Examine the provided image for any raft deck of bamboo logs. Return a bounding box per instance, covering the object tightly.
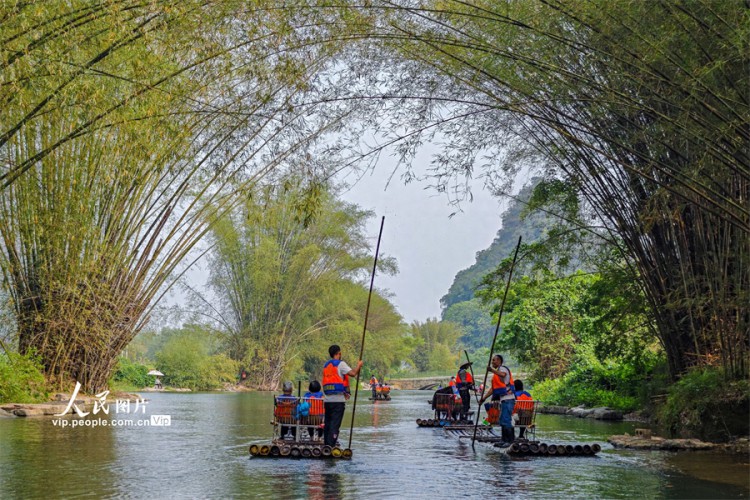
[500,441,602,456]
[249,442,353,459]
[416,418,477,428]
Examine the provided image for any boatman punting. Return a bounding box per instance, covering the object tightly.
[455,363,475,420]
[322,344,363,447]
[479,354,516,445]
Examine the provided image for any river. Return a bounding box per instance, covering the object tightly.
[0,391,747,498]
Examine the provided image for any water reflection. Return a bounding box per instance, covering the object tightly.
[0,415,116,497]
[0,391,747,499]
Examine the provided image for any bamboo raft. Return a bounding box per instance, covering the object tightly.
[444,422,602,457]
[368,385,391,401]
[248,395,352,460]
[446,425,501,441]
[249,443,352,459]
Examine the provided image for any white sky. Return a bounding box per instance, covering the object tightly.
[338,163,506,323]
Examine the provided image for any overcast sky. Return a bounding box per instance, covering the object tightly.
[338,163,507,323]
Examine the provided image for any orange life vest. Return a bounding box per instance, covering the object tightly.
[305,392,325,416]
[491,366,515,398]
[322,359,350,395]
[513,391,533,413]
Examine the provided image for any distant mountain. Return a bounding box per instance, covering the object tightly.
[440,182,546,311]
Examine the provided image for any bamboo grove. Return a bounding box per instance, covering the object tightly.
[328,0,749,380]
[0,1,747,391]
[0,1,359,392]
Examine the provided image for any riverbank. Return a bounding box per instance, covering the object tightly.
[609,434,750,455]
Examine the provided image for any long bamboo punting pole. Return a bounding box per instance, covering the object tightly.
[463,350,480,404]
[472,235,522,451]
[347,216,385,450]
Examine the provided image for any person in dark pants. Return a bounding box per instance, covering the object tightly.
[456,364,475,421]
[479,354,516,445]
[322,344,362,447]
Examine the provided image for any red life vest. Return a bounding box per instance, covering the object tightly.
[448,379,456,387]
[322,359,350,395]
[491,366,515,398]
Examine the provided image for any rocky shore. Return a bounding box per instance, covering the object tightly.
[538,404,624,420]
[609,433,750,454]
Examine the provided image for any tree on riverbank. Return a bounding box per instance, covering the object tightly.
[407,319,463,373]
[0,2,355,392]
[204,180,402,390]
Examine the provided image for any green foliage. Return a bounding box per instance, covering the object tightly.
[207,180,403,389]
[442,299,495,350]
[656,367,750,442]
[0,0,361,394]
[407,319,463,373]
[155,325,238,391]
[478,267,658,381]
[0,351,48,403]
[359,0,749,379]
[532,356,664,412]
[298,282,410,383]
[112,358,151,389]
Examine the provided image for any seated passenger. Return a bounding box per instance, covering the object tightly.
[303,380,325,440]
[513,379,533,438]
[276,381,298,440]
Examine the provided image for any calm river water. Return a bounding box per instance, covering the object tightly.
[0,390,748,499]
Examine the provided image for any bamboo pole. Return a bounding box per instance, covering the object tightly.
[463,350,480,404]
[347,216,385,451]
[472,236,522,451]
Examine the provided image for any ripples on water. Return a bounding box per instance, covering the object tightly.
[0,391,747,499]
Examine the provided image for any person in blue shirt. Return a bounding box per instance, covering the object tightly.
[303,380,325,440]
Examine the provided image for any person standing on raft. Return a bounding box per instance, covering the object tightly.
[322,344,363,446]
[479,354,516,445]
[456,364,474,420]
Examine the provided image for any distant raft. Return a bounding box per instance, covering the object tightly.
[249,443,352,460]
[368,384,392,401]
